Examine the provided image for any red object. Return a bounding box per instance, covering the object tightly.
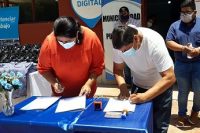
[94,101,102,111]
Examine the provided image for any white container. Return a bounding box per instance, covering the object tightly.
[187,43,193,59]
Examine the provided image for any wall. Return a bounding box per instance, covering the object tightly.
[19,22,53,45]
[19,0,103,45]
[19,0,145,45]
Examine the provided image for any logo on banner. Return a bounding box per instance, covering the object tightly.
[71,0,102,28]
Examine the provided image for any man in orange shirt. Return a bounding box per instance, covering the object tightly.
[37,16,104,98]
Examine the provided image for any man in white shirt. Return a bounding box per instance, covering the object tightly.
[114,6,140,89]
[112,25,176,133]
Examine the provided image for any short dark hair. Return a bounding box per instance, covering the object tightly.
[53,16,83,44]
[181,0,196,10]
[119,6,129,14]
[112,26,138,49]
[112,27,125,49]
[123,27,138,45]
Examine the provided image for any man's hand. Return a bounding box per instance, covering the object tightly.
[118,84,130,100]
[79,84,91,96]
[187,47,200,58]
[182,45,193,54]
[129,93,147,103]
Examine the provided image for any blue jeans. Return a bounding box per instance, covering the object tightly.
[124,64,132,85]
[175,61,200,116]
[132,85,172,133]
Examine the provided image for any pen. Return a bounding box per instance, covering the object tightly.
[129,87,138,104]
[133,87,138,94]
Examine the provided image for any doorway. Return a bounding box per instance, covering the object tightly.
[146,0,181,60]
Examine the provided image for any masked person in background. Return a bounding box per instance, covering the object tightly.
[146,15,159,33]
[166,0,200,127]
[37,16,104,98]
[114,6,140,89]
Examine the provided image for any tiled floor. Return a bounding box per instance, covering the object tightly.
[1,85,200,133]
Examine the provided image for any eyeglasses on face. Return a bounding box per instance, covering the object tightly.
[180,10,194,15]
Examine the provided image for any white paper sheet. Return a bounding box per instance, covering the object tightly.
[20,97,60,110]
[55,96,86,113]
[103,98,136,112]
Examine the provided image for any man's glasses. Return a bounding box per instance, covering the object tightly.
[180,11,194,15]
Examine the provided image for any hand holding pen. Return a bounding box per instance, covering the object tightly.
[129,87,146,104]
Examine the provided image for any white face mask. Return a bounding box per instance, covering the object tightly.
[180,13,193,23]
[58,40,76,49]
[123,47,136,57]
[147,21,153,28]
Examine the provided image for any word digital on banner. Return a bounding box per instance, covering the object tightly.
[0,6,19,41]
[102,0,141,81]
[71,0,102,28]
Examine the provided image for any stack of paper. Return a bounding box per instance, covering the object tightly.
[55,96,86,113]
[21,97,60,110]
[103,98,136,112]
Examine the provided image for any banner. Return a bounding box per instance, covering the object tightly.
[102,0,141,80]
[196,0,200,17]
[0,6,19,40]
[71,0,102,28]
[0,6,19,46]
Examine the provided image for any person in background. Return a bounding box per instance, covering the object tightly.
[37,16,104,98]
[112,25,175,133]
[115,6,141,29]
[146,15,159,32]
[166,0,200,127]
[114,6,140,89]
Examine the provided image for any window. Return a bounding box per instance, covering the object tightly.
[0,0,59,23]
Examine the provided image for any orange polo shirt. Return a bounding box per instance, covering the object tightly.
[37,26,104,97]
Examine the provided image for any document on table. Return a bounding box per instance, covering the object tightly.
[55,96,86,113]
[21,97,60,110]
[103,98,136,112]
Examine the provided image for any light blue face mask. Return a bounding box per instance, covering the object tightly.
[123,47,136,57]
[58,40,76,49]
